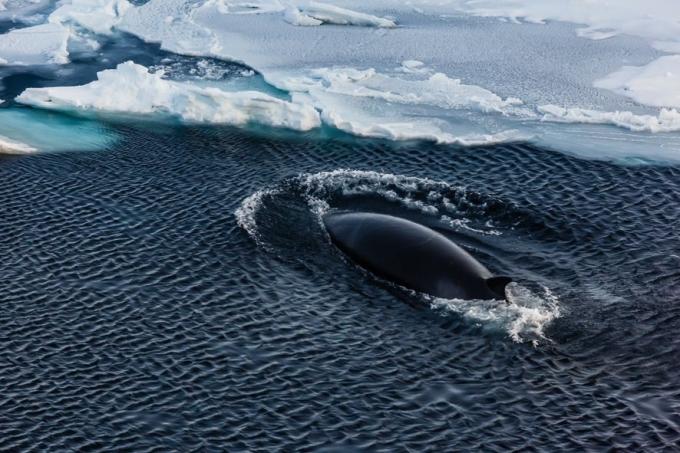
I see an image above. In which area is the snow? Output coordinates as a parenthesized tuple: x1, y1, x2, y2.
(280, 67, 529, 115)
(283, 6, 322, 26)
(16, 61, 322, 130)
(283, 2, 395, 28)
(0, 0, 51, 22)
(48, 0, 132, 35)
(446, 0, 680, 49)
(117, 0, 680, 154)
(594, 55, 680, 109)
(119, 0, 218, 57)
(2, 0, 680, 159)
(539, 105, 680, 133)
(0, 22, 70, 65)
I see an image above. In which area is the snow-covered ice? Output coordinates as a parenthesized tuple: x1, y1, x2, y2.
(595, 56, 680, 109)
(17, 61, 322, 130)
(0, 0, 51, 22)
(48, 0, 131, 35)
(0, 22, 70, 65)
(282, 2, 395, 28)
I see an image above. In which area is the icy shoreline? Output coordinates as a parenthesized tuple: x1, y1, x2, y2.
(1, 0, 680, 159)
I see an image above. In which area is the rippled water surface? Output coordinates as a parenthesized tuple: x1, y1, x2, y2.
(1, 122, 680, 450)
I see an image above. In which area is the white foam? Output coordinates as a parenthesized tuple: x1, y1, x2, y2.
(297, 169, 506, 234)
(0, 22, 70, 65)
(234, 187, 281, 244)
(16, 61, 321, 130)
(430, 284, 560, 345)
(539, 105, 680, 133)
(0, 133, 36, 154)
(280, 67, 529, 115)
(595, 55, 680, 109)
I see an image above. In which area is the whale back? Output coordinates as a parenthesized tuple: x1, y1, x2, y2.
(323, 212, 510, 300)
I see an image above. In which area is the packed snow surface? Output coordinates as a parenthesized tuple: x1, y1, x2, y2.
(0, 0, 51, 22)
(282, 2, 395, 28)
(595, 56, 680, 109)
(539, 105, 680, 134)
(17, 61, 322, 130)
(0, 22, 70, 65)
(48, 0, 131, 35)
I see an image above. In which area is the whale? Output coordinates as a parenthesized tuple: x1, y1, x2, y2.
(323, 211, 512, 301)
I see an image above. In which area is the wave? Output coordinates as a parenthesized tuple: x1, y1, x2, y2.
(430, 284, 560, 346)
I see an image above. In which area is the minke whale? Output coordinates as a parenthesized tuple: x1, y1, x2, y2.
(323, 211, 512, 301)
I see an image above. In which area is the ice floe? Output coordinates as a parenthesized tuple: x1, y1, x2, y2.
(2, 0, 680, 159)
(0, 0, 51, 22)
(282, 2, 395, 28)
(48, 0, 131, 35)
(0, 22, 70, 65)
(539, 105, 680, 134)
(0, 133, 36, 154)
(595, 55, 680, 109)
(16, 61, 321, 130)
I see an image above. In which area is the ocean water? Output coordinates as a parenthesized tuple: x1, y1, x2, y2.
(1, 120, 679, 450)
(2, 3, 680, 450)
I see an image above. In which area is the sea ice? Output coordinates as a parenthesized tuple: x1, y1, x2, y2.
(4, 0, 680, 159)
(0, 133, 36, 154)
(282, 2, 395, 28)
(0, 22, 70, 65)
(16, 61, 322, 130)
(0, 0, 51, 22)
(594, 56, 680, 109)
(539, 105, 680, 133)
(48, 0, 131, 35)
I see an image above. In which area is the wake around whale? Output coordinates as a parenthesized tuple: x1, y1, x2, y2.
(323, 212, 512, 301)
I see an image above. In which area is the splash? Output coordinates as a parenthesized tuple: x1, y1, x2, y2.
(235, 169, 560, 344)
(430, 284, 560, 345)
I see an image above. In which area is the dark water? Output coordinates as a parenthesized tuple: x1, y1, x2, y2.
(1, 120, 680, 450)
(1, 28, 679, 451)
